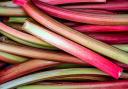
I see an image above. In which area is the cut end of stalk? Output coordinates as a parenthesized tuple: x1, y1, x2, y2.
(115, 68, 123, 79)
(13, 0, 28, 6)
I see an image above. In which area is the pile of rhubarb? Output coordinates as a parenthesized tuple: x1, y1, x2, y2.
(0, 0, 128, 89)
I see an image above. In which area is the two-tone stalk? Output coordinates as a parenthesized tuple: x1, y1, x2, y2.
(23, 20, 122, 79)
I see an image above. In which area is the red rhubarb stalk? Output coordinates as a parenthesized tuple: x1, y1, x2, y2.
(87, 33, 128, 44)
(0, 59, 60, 84)
(14, 0, 128, 65)
(23, 20, 122, 79)
(73, 25, 128, 33)
(69, 9, 114, 14)
(0, 42, 85, 65)
(32, 0, 128, 25)
(63, 2, 128, 11)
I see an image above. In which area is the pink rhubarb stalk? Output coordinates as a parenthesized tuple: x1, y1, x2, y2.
(32, 0, 128, 25)
(73, 25, 128, 33)
(23, 20, 122, 79)
(63, 2, 128, 11)
(0, 59, 60, 84)
(14, 0, 128, 65)
(37, 0, 106, 5)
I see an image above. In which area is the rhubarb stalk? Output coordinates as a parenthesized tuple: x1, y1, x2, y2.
(0, 51, 28, 64)
(87, 33, 128, 44)
(0, 22, 56, 49)
(7, 16, 28, 23)
(33, 0, 128, 25)
(23, 20, 122, 79)
(0, 42, 85, 65)
(38, 0, 106, 5)
(17, 80, 128, 89)
(73, 25, 128, 33)
(63, 2, 128, 11)
(0, 68, 107, 88)
(0, 6, 26, 16)
(0, 59, 60, 84)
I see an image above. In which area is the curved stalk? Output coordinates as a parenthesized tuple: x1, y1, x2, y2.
(17, 80, 128, 89)
(0, 59, 60, 84)
(0, 68, 107, 88)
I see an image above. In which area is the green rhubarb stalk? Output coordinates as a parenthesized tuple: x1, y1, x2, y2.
(0, 6, 26, 16)
(0, 30, 56, 49)
(0, 51, 28, 64)
(7, 17, 28, 23)
(0, 68, 106, 89)
(0, 22, 57, 50)
(113, 44, 128, 52)
(16, 80, 128, 89)
(46, 75, 109, 81)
